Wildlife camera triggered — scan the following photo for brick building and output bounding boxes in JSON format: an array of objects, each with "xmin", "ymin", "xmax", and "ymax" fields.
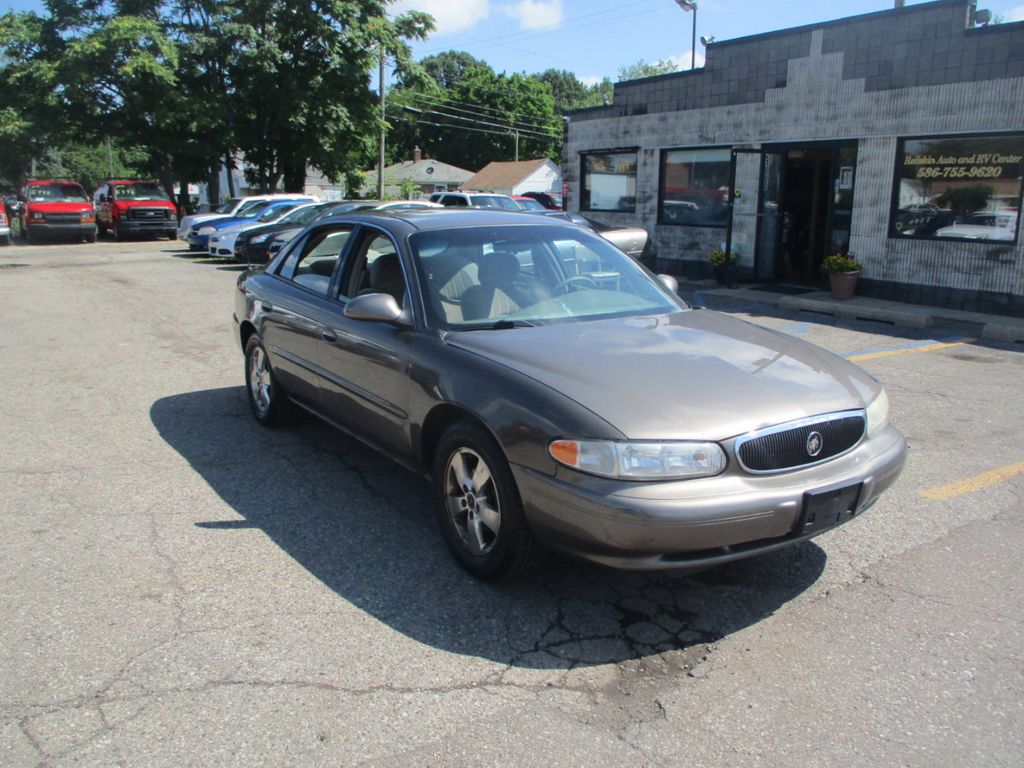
[{"xmin": 564, "ymin": 0, "xmax": 1024, "ymax": 315}]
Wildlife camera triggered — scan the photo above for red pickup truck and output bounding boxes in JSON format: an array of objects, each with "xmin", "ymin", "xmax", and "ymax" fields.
[
  {"xmin": 93, "ymin": 180, "xmax": 178, "ymax": 240},
  {"xmin": 19, "ymin": 180, "xmax": 97, "ymax": 243}
]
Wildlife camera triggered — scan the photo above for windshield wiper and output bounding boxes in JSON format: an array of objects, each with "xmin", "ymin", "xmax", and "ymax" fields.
[{"xmin": 462, "ymin": 319, "xmax": 536, "ymax": 331}]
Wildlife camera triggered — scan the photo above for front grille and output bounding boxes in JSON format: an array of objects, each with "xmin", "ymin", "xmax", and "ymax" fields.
[
  {"xmin": 128, "ymin": 207, "xmax": 169, "ymax": 221},
  {"xmin": 45, "ymin": 213, "xmax": 83, "ymax": 225},
  {"xmin": 735, "ymin": 411, "xmax": 865, "ymax": 473}
]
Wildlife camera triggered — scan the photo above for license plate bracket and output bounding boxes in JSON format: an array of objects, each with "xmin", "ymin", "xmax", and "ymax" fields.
[{"xmin": 796, "ymin": 483, "xmax": 863, "ymax": 536}]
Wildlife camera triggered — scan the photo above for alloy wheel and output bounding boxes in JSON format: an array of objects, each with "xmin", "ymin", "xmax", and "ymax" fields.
[
  {"xmin": 248, "ymin": 344, "xmax": 272, "ymax": 416},
  {"xmin": 443, "ymin": 447, "xmax": 501, "ymax": 555}
]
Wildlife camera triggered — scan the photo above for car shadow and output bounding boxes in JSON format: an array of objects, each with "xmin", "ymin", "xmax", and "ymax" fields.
[{"xmin": 150, "ymin": 386, "xmax": 828, "ymax": 669}]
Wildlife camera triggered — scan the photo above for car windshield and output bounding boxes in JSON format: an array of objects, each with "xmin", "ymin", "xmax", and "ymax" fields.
[
  {"xmin": 115, "ymin": 182, "xmax": 168, "ymax": 201},
  {"xmin": 216, "ymin": 198, "xmax": 241, "ymax": 214},
  {"xmin": 236, "ymin": 200, "xmax": 270, "ymax": 217},
  {"xmin": 257, "ymin": 204, "xmax": 298, "ymax": 222},
  {"xmin": 412, "ymin": 225, "xmax": 682, "ymax": 330},
  {"xmin": 27, "ymin": 184, "xmax": 88, "ymax": 203},
  {"xmin": 470, "ymin": 195, "xmax": 520, "ymax": 211},
  {"xmin": 513, "ymin": 198, "xmax": 546, "ymax": 211},
  {"xmin": 280, "ymin": 205, "xmax": 322, "ymax": 224}
]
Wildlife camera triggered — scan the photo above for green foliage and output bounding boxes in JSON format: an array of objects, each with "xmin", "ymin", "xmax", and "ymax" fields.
[
  {"xmin": 534, "ymin": 69, "xmax": 613, "ymax": 112},
  {"xmin": 822, "ymin": 252, "xmax": 863, "ymax": 273},
  {"xmin": 709, "ymin": 248, "xmax": 739, "ymax": 266},
  {"xmin": 389, "ymin": 52, "xmax": 560, "ymax": 171},
  {"xmin": 0, "ymin": 1, "xmax": 433, "ymax": 197},
  {"xmin": 618, "ymin": 58, "xmax": 680, "ymax": 81}
]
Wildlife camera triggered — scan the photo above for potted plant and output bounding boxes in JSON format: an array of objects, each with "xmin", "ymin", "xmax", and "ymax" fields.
[
  {"xmin": 822, "ymin": 252, "xmax": 863, "ymax": 300},
  {"xmin": 709, "ymin": 248, "xmax": 739, "ymax": 288}
]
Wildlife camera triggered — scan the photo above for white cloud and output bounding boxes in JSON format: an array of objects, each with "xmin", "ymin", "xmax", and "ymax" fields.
[
  {"xmin": 391, "ymin": 0, "xmax": 491, "ymax": 34},
  {"xmin": 579, "ymin": 75, "xmax": 606, "ymax": 87},
  {"xmin": 1005, "ymin": 5, "xmax": 1024, "ymax": 21},
  {"xmin": 504, "ymin": 0, "xmax": 563, "ymax": 30},
  {"xmin": 668, "ymin": 50, "xmax": 706, "ymax": 70}
]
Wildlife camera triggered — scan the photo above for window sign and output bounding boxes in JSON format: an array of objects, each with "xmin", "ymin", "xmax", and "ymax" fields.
[
  {"xmin": 659, "ymin": 148, "xmax": 731, "ymax": 227},
  {"xmin": 891, "ymin": 134, "xmax": 1023, "ymax": 243},
  {"xmin": 582, "ymin": 152, "xmax": 637, "ymax": 212}
]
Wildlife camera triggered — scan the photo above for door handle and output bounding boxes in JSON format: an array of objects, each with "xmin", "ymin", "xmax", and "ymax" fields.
[
  {"xmin": 260, "ymin": 301, "xmax": 273, "ymax": 313},
  {"xmin": 320, "ymin": 328, "xmax": 338, "ymax": 343}
]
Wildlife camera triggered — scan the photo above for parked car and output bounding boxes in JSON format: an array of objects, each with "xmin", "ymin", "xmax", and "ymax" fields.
[
  {"xmin": 18, "ymin": 180, "xmax": 97, "ymax": 243},
  {"xmin": 934, "ymin": 212, "xmax": 1018, "ymax": 241},
  {"xmin": 188, "ymin": 199, "xmax": 312, "ymax": 251},
  {"xmin": 520, "ymin": 190, "xmax": 562, "ymax": 210},
  {"xmin": 0, "ymin": 208, "xmax": 10, "ymax": 245},
  {"xmin": 234, "ymin": 209, "xmax": 906, "ymax": 580},
  {"xmin": 207, "ymin": 201, "xmax": 311, "ymax": 257},
  {"xmin": 260, "ymin": 200, "xmax": 442, "ymax": 262},
  {"xmin": 93, "ymin": 180, "xmax": 177, "ymax": 240},
  {"xmin": 178, "ymin": 193, "xmax": 318, "ymax": 245},
  {"xmin": 428, "ymin": 191, "xmax": 521, "ymax": 210},
  {"xmin": 533, "ymin": 210, "xmax": 652, "ymax": 262}
]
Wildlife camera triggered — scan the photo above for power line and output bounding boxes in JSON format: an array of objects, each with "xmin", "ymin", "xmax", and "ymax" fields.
[
  {"xmin": 405, "ymin": 93, "xmax": 561, "ymax": 133},
  {"xmin": 400, "ymin": 105, "xmax": 559, "ymax": 140},
  {"xmin": 386, "ymin": 112, "xmax": 544, "ymax": 142}
]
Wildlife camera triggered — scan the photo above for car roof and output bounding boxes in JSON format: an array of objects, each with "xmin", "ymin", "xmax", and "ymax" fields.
[{"xmin": 311, "ymin": 207, "xmax": 581, "ymax": 235}]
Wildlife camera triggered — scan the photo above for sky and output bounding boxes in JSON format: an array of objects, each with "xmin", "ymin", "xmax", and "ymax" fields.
[
  {"xmin": 4, "ymin": 0, "xmax": 1023, "ymax": 84},
  {"xmin": 391, "ymin": 0, "xmax": 1024, "ymax": 83}
]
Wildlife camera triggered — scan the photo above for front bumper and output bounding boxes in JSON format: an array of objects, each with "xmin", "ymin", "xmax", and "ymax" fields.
[
  {"xmin": 187, "ymin": 233, "xmax": 211, "ymax": 250},
  {"xmin": 118, "ymin": 219, "xmax": 176, "ymax": 237},
  {"xmin": 26, "ymin": 222, "xmax": 95, "ymax": 239},
  {"xmin": 513, "ymin": 424, "xmax": 907, "ymax": 571}
]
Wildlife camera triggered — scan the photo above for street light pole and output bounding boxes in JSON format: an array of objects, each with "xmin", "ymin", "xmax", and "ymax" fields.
[
  {"xmin": 674, "ymin": 0, "xmax": 697, "ymax": 70},
  {"xmin": 378, "ymin": 46, "xmax": 386, "ymax": 200}
]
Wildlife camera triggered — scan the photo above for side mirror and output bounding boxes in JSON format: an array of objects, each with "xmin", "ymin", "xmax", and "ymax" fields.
[
  {"xmin": 343, "ymin": 293, "xmax": 410, "ymax": 327},
  {"xmin": 657, "ymin": 274, "xmax": 679, "ymax": 294}
]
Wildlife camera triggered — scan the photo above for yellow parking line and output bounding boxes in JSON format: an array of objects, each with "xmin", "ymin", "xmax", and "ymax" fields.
[
  {"xmin": 920, "ymin": 460, "xmax": 1024, "ymax": 501},
  {"xmin": 848, "ymin": 339, "xmax": 974, "ymax": 362}
]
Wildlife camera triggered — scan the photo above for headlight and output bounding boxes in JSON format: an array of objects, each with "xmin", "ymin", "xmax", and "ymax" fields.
[
  {"xmin": 865, "ymin": 389, "xmax": 890, "ymax": 436},
  {"xmin": 198, "ymin": 226, "xmax": 215, "ymax": 236},
  {"xmin": 549, "ymin": 439, "xmax": 727, "ymax": 481},
  {"xmin": 81, "ymin": 213, "xmax": 95, "ymax": 223}
]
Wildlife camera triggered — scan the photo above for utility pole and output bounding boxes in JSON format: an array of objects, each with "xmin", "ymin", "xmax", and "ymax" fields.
[
  {"xmin": 513, "ymin": 130, "xmax": 519, "ymax": 162},
  {"xmin": 378, "ymin": 47, "xmax": 386, "ymax": 200}
]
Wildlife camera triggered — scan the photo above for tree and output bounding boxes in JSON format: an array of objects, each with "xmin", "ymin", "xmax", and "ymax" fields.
[
  {"xmin": 389, "ymin": 54, "xmax": 561, "ymax": 171},
  {"xmin": 420, "ymin": 50, "xmax": 488, "ymax": 90},
  {"xmin": 618, "ymin": 58, "xmax": 680, "ymax": 81},
  {"xmin": 225, "ymin": 0, "xmax": 432, "ymax": 193},
  {"xmin": 534, "ymin": 69, "xmax": 614, "ymax": 112}
]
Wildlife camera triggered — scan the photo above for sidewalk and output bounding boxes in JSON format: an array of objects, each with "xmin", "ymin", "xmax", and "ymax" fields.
[{"xmin": 676, "ymin": 281, "xmax": 1024, "ymax": 343}]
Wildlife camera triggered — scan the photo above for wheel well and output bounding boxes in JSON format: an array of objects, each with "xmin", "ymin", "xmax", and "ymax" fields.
[
  {"xmin": 420, "ymin": 404, "xmax": 480, "ymax": 473},
  {"xmin": 239, "ymin": 320, "xmax": 257, "ymax": 351}
]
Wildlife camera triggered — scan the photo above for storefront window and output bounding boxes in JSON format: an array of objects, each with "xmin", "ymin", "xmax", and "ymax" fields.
[
  {"xmin": 659, "ymin": 148, "xmax": 731, "ymax": 227},
  {"xmin": 581, "ymin": 152, "xmax": 637, "ymax": 212},
  {"xmin": 891, "ymin": 134, "xmax": 1023, "ymax": 243}
]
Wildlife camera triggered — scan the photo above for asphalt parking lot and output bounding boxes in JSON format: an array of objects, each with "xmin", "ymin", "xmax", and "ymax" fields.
[{"xmin": 1, "ymin": 239, "xmax": 1021, "ymax": 767}]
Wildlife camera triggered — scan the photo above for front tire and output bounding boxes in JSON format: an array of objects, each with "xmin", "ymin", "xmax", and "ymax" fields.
[
  {"xmin": 244, "ymin": 335, "xmax": 291, "ymax": 427},
  {"xmin": 433, "ymin": 420, "xmax": 539, "ymax": 580}
]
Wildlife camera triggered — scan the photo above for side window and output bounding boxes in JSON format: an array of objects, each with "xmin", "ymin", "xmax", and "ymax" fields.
[
  {"xmin": 279, "ymin": 226, "xmax": 353, "ymax": 295},
  {"xmin": 441, "ymin": 195, "xmax": 467, "ymax": 207},
  {"xmin": 342, "ymin": 231, "xmax": 406, "ymax": 304}
]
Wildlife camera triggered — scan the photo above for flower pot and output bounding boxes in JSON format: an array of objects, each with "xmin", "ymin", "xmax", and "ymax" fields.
[
  {"xmin": 829, "ymin": 270, "xmax": 859, "ymax": 300},
  {"xmin": 713, "ymin": 264, "xmax": 737, "ymax": 288}
]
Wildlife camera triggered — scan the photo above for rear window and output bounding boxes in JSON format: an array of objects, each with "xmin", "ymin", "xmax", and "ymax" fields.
[{"xmin": 470, "ymin": 195, "xmax": 520, "ymax": 211}]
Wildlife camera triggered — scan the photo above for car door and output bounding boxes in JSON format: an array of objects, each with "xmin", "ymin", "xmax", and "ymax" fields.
[
  {"xmin": 257, "ymin": 224, "xmax": 355, "ymax": 409},
  {"xmin": 316, "ymin": 226, "xmax": 415, "ymax": 458}
]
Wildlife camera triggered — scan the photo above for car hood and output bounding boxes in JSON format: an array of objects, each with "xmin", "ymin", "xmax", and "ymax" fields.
[{"xmin": 446, "ymin": 310, "xmax": 879, "ymax": 440}]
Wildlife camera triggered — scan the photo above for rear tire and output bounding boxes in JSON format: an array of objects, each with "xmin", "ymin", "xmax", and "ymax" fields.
[
  {"xmin": 244, "ymin": 335, "xmax": 292, "ymax": 427},
  {"xmin": 85, "ymin": 228, "xmax": 97, "ymax": 243},
  {"xmin": 433, "ymin": 420, "xmax": 540, "ymax": 580},
  {"xmin": 113, "ymin": 221, "xmax": 123, "ymax": 241}
]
